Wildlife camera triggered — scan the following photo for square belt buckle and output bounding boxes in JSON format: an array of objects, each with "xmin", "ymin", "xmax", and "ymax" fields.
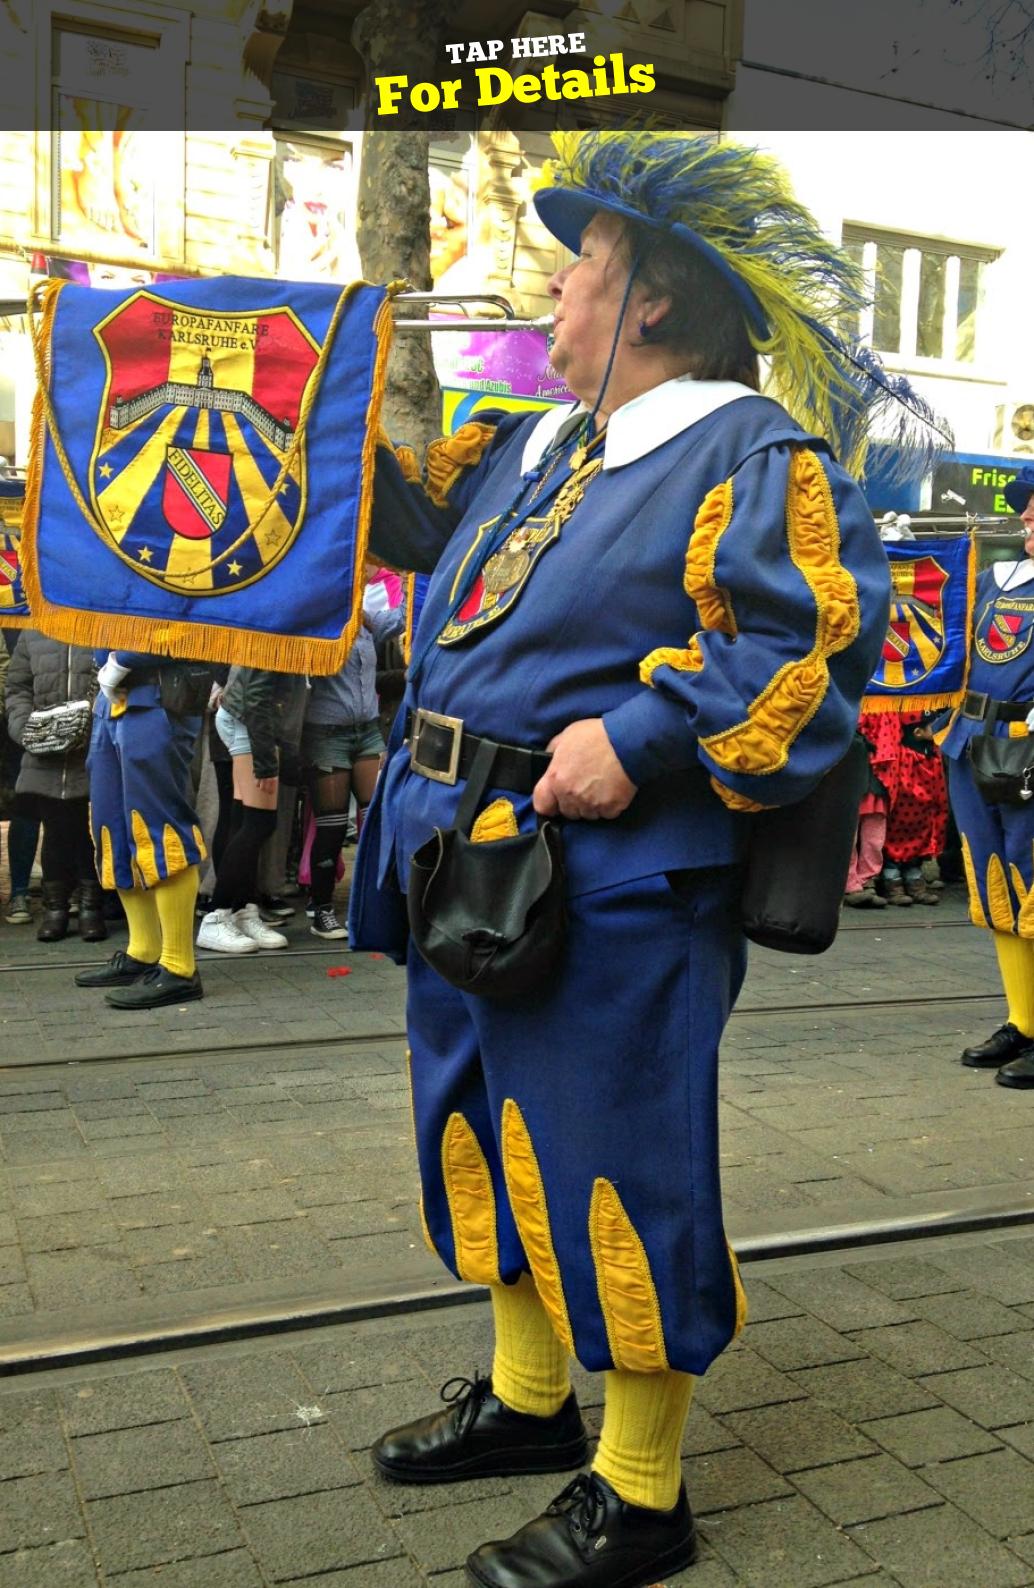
[
  {"xmin": 409, "ymin": 708, "xmax": 464, "ymax": 784},
  {"xmin": 962, "ymin": 690, "xmax": 988, "ymax": 720}
]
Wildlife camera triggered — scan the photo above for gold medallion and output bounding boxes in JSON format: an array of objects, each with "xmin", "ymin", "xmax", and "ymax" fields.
[{"xmin": 482, "ymin": 547, "xmax": 532, "ymax": 593}]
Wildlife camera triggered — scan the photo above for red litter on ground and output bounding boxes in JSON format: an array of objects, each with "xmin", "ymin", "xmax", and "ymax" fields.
[{"xmin": 326, "ymin": 966, "xmax": 352, "ymax": 978}]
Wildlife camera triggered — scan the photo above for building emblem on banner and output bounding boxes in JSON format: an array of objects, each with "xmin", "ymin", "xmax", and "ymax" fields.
[{"xmin": 89, "ymin": 292, "xmax": 320, "ymax": 595}]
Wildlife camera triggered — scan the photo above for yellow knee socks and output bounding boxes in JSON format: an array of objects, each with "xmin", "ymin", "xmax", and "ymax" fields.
[
  {"xmin": 117, "ymin": 888, "xmax": 161, "ymax": 965},
  {"xmin": 153, "ymin": 865, "xmax": 200, "ymax": 978},
  {"xmin": 593, "ymin": 1369, "xmax": 694, "ymax": 1512},
  {"xmin": 994, "ymin": 930, "xmax": 1034, "ymax": 1037},
  {"xmin": 491, "ymin": 1272, "xmax": 571, "ymax": 1417}
]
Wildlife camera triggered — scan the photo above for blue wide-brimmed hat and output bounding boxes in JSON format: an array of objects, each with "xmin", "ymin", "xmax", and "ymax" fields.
[
  {"xmin": 1005, "ymin": 465, "xmax": 1034, "ymax": 514},
  {"xmin": 532, "ymin": 130, "xmax": 952, "ymax": 480}
]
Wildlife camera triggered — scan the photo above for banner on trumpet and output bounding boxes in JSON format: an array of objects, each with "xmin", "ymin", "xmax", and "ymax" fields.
[
  {"xmin": 23, "ymin": 274, "xmax": 397, "ymax": 674},
  {"xmin": 863, "ymin": 533, "xmax": 977, "ymax": 713}
]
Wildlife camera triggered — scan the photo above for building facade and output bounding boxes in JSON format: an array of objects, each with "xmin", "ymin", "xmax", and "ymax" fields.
[{"xmin": 0, "ymin": 0, "xmax": 1029, "ymax": 483}]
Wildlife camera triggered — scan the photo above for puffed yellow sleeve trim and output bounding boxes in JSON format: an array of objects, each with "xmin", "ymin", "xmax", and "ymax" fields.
[
  {"xmin": 425, "ymin": 421, "xmax": 498, "ymax": 507},
  {"xmin": 709, "ymin": 777, "xmax": 769, "ymax": 813},
  {"xmin": 639, "ymin": 637, "xmax": 705, "ymax": 685},
  {"xmin": 699, "ymin": 448, "xmax": 860, "ymax": 780},
  {"xmin": 685, "ymin": 479, "xmax": 737, "ymax": 636}
]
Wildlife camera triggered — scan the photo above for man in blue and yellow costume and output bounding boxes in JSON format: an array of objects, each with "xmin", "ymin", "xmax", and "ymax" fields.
[
  {"xmin": 939, "ymin": 464, "xmax": 1034, "ymax": 1090},
  {"xmin": 351, "ymin": 132, "xmax": 913, "ymax": 1588},
  {"xmin": 75, "ymin": 647, "xmax": 210, "ymax": 1008}
]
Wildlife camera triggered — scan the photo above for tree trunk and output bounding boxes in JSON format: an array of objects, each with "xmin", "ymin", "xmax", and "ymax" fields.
[{"xmin": 353, "ymin": 0, "xmax": 463, "ymax": 451}]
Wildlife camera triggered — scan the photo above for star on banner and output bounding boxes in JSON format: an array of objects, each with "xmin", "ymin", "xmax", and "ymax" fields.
[
  {"xmin": 98, "ymin": 463, "xmax": 113, "ymax": 479},
  {"xmin": 137, "ymin": 546, "xmax": 153, "ymax": 564},
  {"xmin": 228, "ymin": 560, "xmax": 242, "ymax": 576}
]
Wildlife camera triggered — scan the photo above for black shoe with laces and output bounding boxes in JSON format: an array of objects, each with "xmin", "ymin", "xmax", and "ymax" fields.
[
  {"xmin": 372, "ymin": 1374, "xmax": 587, "ymax": 1485},
  {"xmin": 466, "ymin": 1471, "xmax": 698, "ymax": 1588},
  {"xmin": 75, "ymin": 949, "xmax": 159, "ymax": 988},
  {"xmin": 961, "ymin": 1022, "xmax": 1033, "ymax": 1068},
  {"xmin": 104, "ymin": 966, "xmax": 203, "ymax": 1009},
  {"xmin": 258, "ymin": 894, "xmax": 296, "ymax": 920}
]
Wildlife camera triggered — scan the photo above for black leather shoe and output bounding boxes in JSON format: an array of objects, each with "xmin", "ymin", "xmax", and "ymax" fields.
[
  {"xmin": 104, "ymin": 967, "xmax": 203, "ymax": 1009},
  {"xmin": 466, "ymin": 1471, "xmax": 698, "ymax": 1588},
  {"xmin": 75, "ymin": 950, "xmax": 158, "ymax": 988},
  {"xmin": 961, "ymin": 1023, "xmax": 1032, "ymax": 1068},
  {"xmin": 996, "ymin": 1050, "xmax": 1034, "ymax": 1088},
  {"xmin": 373, "ymin": 1374, "xmax": 587, "ymax": 1484}
]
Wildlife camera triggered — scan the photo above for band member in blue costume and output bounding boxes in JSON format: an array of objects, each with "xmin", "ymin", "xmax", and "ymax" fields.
[
  {"xmin": 940, "ymin": 464, "xmax": 1034, "ymax": 1090},
  {"xmin": 76, "ymin": 649, "xmax": 210, "ymax": 1008},
  {"xmin": 351, "ymin": 131, "xmax": 937, "ymax": 1588}
]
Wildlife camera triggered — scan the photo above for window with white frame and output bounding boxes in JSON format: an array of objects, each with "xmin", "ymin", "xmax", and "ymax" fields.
[{"xmin": 842, "ymin": 226, "xmax": 997, "ymax": 368}]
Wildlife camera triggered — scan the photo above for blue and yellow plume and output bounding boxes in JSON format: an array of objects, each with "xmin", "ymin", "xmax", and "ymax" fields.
[{"xmin": 533, "ymin": 130, "xmax": 951, "ymax": 480}]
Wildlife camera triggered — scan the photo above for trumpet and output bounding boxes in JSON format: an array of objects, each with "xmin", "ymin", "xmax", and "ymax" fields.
[
  {"xmin": 391, "ymin": 291, "xmax": 551, "ymax": 332},
  {"xmin": 879, "ymin": 512, "xmax": 1022, "ymax": 539}
]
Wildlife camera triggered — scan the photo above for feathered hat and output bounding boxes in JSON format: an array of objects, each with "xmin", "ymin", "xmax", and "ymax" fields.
[
  {"xmin": 533, "ymin": 130, "xmax": 951, "ymax": 480},
  {"xmin": 1004, "ymin": 465, "xmax": 1034, "ymax": 514}
]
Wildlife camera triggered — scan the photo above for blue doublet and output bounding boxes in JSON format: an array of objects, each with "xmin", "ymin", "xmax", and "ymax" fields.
[
  {"xmin": 352, "ymin": 383, "xmax": 889, "ymax": 1375},
  {"xmin": 940, "ymin": 563, "xmax": 1034, "ymax": 936}
]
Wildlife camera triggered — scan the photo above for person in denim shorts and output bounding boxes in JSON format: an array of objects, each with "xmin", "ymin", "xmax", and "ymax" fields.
[{"xmin": 301, "ymin": 594, "xmax": 401, "ymax": 939}]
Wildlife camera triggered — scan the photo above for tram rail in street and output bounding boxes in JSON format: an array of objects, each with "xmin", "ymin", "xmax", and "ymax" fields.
[{"xmin": 3, "ymin": 1191, "xmax": 1032, "ymax": 1378}]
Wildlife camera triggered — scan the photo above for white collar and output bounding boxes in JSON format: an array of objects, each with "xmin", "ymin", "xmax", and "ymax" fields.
[
  {"xmin": 519, "ymin": 377, "xmax": 757, "ymax": 477},
  {"xmin": 993, "ymin": 559, "xmax": 1034, "ymax": 590}
]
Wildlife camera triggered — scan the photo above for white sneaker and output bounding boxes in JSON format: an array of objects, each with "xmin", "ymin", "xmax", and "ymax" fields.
[
  {"xmin": 233, "ymin": 902, "xmax": 288, "ymax": 950},
  {"xmin": 196, "ymin": 907, "xmax": 259, "ymax": 954}
]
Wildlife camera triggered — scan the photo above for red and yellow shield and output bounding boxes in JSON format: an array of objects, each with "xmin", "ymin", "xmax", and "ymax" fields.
[{"xmin": 88, "ymin": 291, "xmax": 320, "ymax": 595}]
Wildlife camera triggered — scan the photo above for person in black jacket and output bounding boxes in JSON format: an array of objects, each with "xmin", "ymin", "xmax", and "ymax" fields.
[{"xmin": 5, "ymin": 631, "xmax": 106, "ymax": 942}]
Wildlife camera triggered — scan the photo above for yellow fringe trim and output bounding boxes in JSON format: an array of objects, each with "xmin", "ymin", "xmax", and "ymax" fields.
[
  {"xmin": 130, "ymin": 809, "xmax": 160, "ymax": 888},
  {"xmin": 639, "ymin": 639, "xmax": 704, "ymax": 686},
  {"xmin": 97, "ymin": 825, "xmax": 116, "ymax": 891},
  {"xmin": 394, "ymin": 443, "xmax": 420, "ymax": 484},
  {"xmin": 425, "ymin": 422, "xmax": 498, "ymax": 507},
  {"xmin": 710, "ymin": 777, "xmax": 769, "ymax": 812},
  {"xmin": 685, "ymin": 480, "xmax": 737, "ymax": 635},
  {"xmin": 589, "ymin": 1178, "xmax": 668, "ymax": 1373},
  {"xmin": 442, "ymin": 1112, "xmax": 501, "ymax": 1286},
  {"xmin": 22, "ymin": 279, "xmax": 401, "ymax": 676},
  {"xmin": 0, "ymin": 612, "xmax": 31, "ymax": 629},
  {"xmin": 860, "ymin": 691, "xmax": 966, "ymax": 715},
  {"xmin": 987, "ymin": 853, "xmax": 1014, "ymax": 933},
  {"xmin": 727, "ymin": 1241, "xmax": 749, "ymax": 1336},
  {"xmin": 500, "ymin": 1099, "xmax": 574, "ymax": 1355},
  {"xmin": 472, "ymin": 798, "xmax": 519, "ymax": 843},
  {"xmin": 699, "ymin": 449, "xmax": 860, "ymax": 780}
]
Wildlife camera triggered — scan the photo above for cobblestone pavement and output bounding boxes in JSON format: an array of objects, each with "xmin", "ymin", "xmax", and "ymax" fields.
[
  {"xmin": 2, "ymin": 882, "xmax": 1034, "ymax": 1583},
  {"xmin": 4, "ymin": 1228, "xmax": 1034, "ymax": 1586},
  {"xmin": 0, "ymin": 887, "xmax": 1031, "ymax": 1343}
]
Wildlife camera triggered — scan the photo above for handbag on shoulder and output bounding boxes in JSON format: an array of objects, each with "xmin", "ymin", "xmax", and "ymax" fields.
[
  {"xmin": 21, "ymin": 699, "xmax": 94, "ymax": 756},
  {"xmin": 740, "ymin": 734, "xmax": 870, "ymax": 955},
  {"xmin": 407, "ymin": 739, "xmax": 566, "ymax": 1000}
]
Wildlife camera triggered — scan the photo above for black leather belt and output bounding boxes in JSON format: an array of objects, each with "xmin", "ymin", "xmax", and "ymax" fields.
[
  {"xmin": 965, "ymin": 692, "xmax": 1029, "ymax": 724},
  {"xmin": 405, "ymin": 708, "xmax": 551, "ymax": 793},
  {"xmin": 961, "ymin": 691, "xmax": 1032, "ymax": 724}
]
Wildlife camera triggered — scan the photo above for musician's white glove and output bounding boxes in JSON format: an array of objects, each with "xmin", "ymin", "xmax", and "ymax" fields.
[
  {"xmin": 1024, "ymin": 705, "xmax": 1034, "ymax": 732},
  {"xmin": 97, "ymin": 654, "xmax": 130, "ymax": 706}
]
